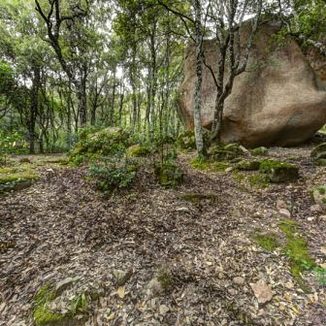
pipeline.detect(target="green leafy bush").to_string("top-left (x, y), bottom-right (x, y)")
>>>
top-left (88, 157), bottom-right (138, 192)
top-left (154, 159), bottom-right (183, 188)
top-left (0, 130), bottom-right (28, 155)
top-left (69, 127), bottom-right (130, 165)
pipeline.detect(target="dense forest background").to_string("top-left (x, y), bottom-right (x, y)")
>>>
top-left (0, 0), bottom-right (325, 155)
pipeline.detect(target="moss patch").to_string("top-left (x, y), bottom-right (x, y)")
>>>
top-left (33, 283), bottom-right (89, 326)
top-left (191, 157), bottom-right (229, 172)
top-left (259, 159), bottom-right (299, 183)
top-left (251, 146), bottom-right (268, 156)
top-left (0, 165), bottom-right (39, 193)
top-left (279, 219), bottom-right (316, 290)
top-left (248, 174), bottom-right (270, 188)
top-left (127, 144), bottom-right (151, 157)
top-left (232, 171), bottom-right (269, 189)
top-left (181, 192), bottom-right (219, 204)
top-left (33, 284), bottom-right (66, 326)
top-left (157, 269), bottom-right (173, 292)
top-left (252, 232), bottom-right (280, 251)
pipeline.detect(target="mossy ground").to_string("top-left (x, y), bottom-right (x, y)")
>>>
top-left (33, 284), bottom-right (89, 326)
top-left (157, 269), bottom-right (174, 292)
top-left (191, 156), bottom-right (230, 172)
top-left (0, 164), bottom-right (39, 193)
top-left (252, 232), bottom-right (280, 251)
top-left (232, 171), bottom-right (270, 189)
top-left (181, 192), bottom-right (219, 204)
top-left (279, 219), bottom-right (316, 289)
top-left (33, 284), bottom-right (66, 326)
top-left (253, 219), bottom-right (318, 290)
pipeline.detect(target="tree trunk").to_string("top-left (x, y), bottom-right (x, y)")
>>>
top-left (193, 0), bottom-right (205, 156)
top-left (29, 65), bottom-right (41, 154)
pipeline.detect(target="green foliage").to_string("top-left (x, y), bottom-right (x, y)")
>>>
top-left (33, 284), bottom-right (65, 326)
top-left (252, 232), bottom-right (280, 251)
top-left (177, 130), bottom-right (196, 151)
top-left (69, 127), bottom-right (130, 165)
top-left (127, 144), bottom-right (152, 157)
top-left (314, 267), bottom-right (326, 286)
top-left (0, 130), bottom-right (29, 155)
top-left (69, 293), bottom-right (88, 315)
top-left (89, 157), bottom-right (138, 192)
top-left (154, 159), bottom-right (183, 188)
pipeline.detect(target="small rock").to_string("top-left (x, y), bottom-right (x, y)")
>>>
top-left (279, 208), bottom-right (291, 218)
top-left (228, 288), bottom-right (238, 295)
top-left (319, 215), bottom-right (326, 221)
top-left (253, 211), bottom-right (263, 219)
top-left (310, 204), bottom-right (322, 213)
top-left (233, 277), bottom-right (245, 285)
top-left (176, 207), bottom-right (190, 212)
top-left (320, 246), bottom-right (326, 255)
top-left (225, 167), bottom-right (233, 173)
top-left (307, 216), bottom-right (315, 222)
top-left (285, 281), bottom-right (294, 289)
top-left (159, 305), bottom-right (170, 315)
top-left (276, 199), bottom-right (287, 210)
top-left (250, 280), bottom-right (273, 304)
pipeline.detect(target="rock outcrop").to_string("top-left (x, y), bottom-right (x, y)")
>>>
top-left (178, 20), bottom-right (326, 147)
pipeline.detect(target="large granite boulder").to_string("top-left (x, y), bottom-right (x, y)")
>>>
top-left (178, 20), bottom-right (326, 147)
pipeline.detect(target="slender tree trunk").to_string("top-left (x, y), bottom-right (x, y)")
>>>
top-left (29, 65), bottom-right (41, 154)
top-left (193, 0), bottom-right (205, 156)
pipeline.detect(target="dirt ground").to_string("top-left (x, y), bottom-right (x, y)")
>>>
top-left (0, 145), bottom-right (325, 326)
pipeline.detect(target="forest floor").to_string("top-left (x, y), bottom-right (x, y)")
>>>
top-left (0, 145), bottom-right (325, 326)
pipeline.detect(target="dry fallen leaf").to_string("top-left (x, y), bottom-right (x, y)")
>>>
top-left (117, 286), bottom-right (125, 299)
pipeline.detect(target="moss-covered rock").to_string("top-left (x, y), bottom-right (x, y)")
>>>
top-left (126, 144), bottom-right (151, 157)
top-left (33, 283), bottom-right (88, 326)
top-left (236, 159), bottom-right (260, 171)
top-left (259, 159), bottom-right (299, 183)
top-left (0, 166), bottom-right (39, 193)
top-left (312, 185), bottom-right (326, 211)
top-left (69, 127), bottom-right (130, 165)
top-left (251, 146), bottom-right (268, 156)
top-left (311, 142), bottom-right (326, 166)
top-left (208, 143), bottom-right (245, 161)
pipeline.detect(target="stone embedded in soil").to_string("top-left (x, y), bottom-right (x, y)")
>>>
top-left (279, 208), bottom-right (291, 219)
top-left (250, 280), bottom-right (273, 304)
top-left (313, 185), bottom-right (326, 211)
top-left (233, 277), bottom-right (245, 285)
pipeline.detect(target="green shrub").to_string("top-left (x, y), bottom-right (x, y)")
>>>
top-left (89, 157), bottom-right (138, 192)
top-left (0, 130), bottom-right (28, 155)
top-left (177, 130), bottom-right (196, 150)
top-left (154, 159), bottom-right (183, 188)
top-left (127, 144), bottom-right (152, 157)
top-left (69, 127), bottom-right (130, 165)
